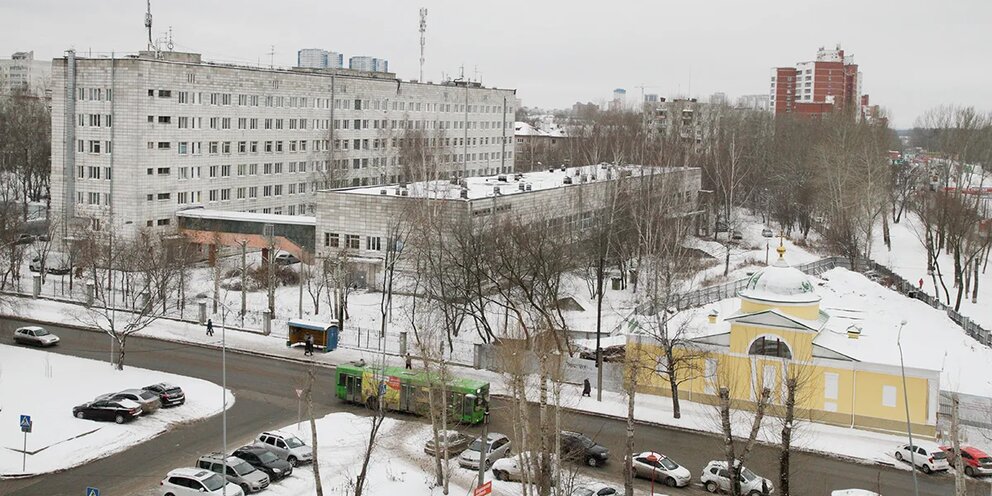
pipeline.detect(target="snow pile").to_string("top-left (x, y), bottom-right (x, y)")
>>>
top-left (0, 344), bottom-right (232, 477)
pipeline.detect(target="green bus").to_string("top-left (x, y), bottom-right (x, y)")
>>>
top-left (334, 362), bottom-right (490, 424)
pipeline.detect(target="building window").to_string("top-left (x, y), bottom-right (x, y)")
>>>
top-left (346, 234), bottom-right (360, 250)
top-left (882, 385), bottom-right (897, 408)
top-left (747, 336), bottom-right (792, 360)
top-left (366, 236), bottom-right (381, 251)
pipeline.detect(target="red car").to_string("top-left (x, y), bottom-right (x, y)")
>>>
top-left (939, 445), bottom-right (992, 477)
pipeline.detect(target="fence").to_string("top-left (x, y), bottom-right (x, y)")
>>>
top-left (635, 255), bottom-right (992, 349)
top-left (938, 390), bottom-right (992, 430)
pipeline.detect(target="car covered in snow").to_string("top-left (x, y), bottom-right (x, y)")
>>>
top-left (491, 451), bottom-right (557, 483)
top-left (72, 398), bottom-right (143, 424)
top-left (424, 430), bottom-right (471, 457)
top-left (700, 460), bottom-right (773, 495)
top-left (96, 388), bottom-right (162, 414)
top-left (13, 326), bottom-right (59, 347)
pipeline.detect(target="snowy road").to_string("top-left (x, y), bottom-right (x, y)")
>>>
top-left (0, 318), bottom-right (987, 496)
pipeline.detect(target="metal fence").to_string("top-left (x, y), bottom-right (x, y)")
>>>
top-left (938, 390), bottom-right (992, 429)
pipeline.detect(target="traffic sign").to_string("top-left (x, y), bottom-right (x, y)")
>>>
top-left (473, 481), bottom-right (492, 496)
top-left (19, 415), bottom-right (32, 433)
top-left (296, 389), bottom-right (303, 398)
top-left (86, 487), bottom-right (100, 496)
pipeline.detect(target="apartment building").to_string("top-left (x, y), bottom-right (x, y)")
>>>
top-left (50, 49), bottom-right (516, 237)
top-left (0, 51), bottom-right (51, 96)
top-left (770, 45), bottom-right (863, 118)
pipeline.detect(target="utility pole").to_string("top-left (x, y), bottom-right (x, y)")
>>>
top-left (477, 403), bottom-right (490, 488)
top-left (239, 240), bottom-right (247, 327)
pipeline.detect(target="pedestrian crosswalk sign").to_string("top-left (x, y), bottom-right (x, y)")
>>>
top-left (86, 487), bottom-right (100, 496)
top-left (19, 415), bottom-right (31, 433)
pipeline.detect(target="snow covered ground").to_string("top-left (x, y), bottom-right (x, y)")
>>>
top-left (137, 411), bottom-right (614, 496)
top-left (0, 343), bottom-right (231, 477)
top-left (870, 212), bottom-right (992, 330)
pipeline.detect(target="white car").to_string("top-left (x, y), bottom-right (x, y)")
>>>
top-left (491, 451), bottom-right (558, 483)
top-left (459, 432), bottom-right (511, 470)
top-left (831, 490), bottom-right (881, 496)
top-left (257, 430), bottom-right (312, 466)
top-left (159, 468), bottom-right (244, 496)
top-left (13, 326), bottom-right (59, 347)
top-left (630, 451), bottom-right (691, 488)
top-left (700, 460), bottom-right (773, 495)
top-left (572, 483), bottom-right (618, 496)
top-left (895, 441), bottom-right (950, 474)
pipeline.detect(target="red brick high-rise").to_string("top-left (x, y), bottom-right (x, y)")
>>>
top-left (770, 45), bottom-right (863, 119)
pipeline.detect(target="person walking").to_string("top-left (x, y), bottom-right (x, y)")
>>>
top-left (304, 334), bottom-right (314, 356)
top-left (582, 378), bottom-right (591, 397)
top-left (405, 353), bottom-right (412, 369)
top-left (206, 319), bottom-right (214, 337)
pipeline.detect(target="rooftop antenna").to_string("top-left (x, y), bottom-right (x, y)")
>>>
top-left (167, 26), bottom-right (174, 51)
top-left (144, 0), bottom-right (154, 51)
top-left (418, 8), bottom-right (427, 82)
top-left (267, 45), bottom-right (275, 69)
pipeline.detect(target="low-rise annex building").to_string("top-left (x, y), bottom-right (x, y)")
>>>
top-left (630, 242), bottom-right (940, 436)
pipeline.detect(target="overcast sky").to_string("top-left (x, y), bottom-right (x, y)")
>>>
top-left (2, 0), bottom-right (989, 128)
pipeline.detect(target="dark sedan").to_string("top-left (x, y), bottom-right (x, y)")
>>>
top-left (143, 382), bottom-right (186, 407)
top-left (72, 399), bottom-right (143, 424)
top-left (234, 444), bottom-right (294, 480)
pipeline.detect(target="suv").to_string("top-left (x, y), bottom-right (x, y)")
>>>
top-left (940, 445), bottom-right (992, 477)
top-left (257, 430), bottom-right (312, 466)
top-left (195, 453), bottom-right (269, 493)
top-left (560, 431), bottom-right (609, 467)
top-left (234, 444), bottom-right (293, 481)
top-left (159, 468), bottom-right (244, 496)
top-left (700, 460), bottom-right (773, 495)
top-left (895, 441), bottom-right (950, 474)
top-left (144, 383), bottom-right (187, 407)
top-left (459, 432), bottom-right (512, 470)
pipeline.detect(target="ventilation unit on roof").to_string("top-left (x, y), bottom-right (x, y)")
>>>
top-left (579, 174), bottom-right (588, 183)
top-left (459, 188), bottom-right (469, 199)
top-left (497, 174), bottom-right (507, 182)
top-left (493, 185), bottom-right (501, 196)
top-left (449, 176), bottom-right (459, 185)
top-left (514, 173), bottom-right (524, 181)
top-left (379, 189), bottom-right (387, 195)
top-left (573, 168), bottom-right (581, 177)
top-left (548, 168), bottom-right (555, 173)
top-left (560, 165), bottom-right (567, 172)
top-left (518, 182), bottom-right (526, 191)
top-left (525, 183), bottom-right (532, 191)
top-left (563, 176), bottom-right (572, 185)
top-left (400, 188), bottom-right (409, 197)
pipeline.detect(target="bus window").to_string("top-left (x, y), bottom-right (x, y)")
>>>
top-left (338, 374), bottom-right (347, 386)
top-left (463, 395), bottom-right (474, 417)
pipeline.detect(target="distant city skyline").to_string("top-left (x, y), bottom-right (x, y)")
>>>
top-left (1, 0), bottom-right (989, 128)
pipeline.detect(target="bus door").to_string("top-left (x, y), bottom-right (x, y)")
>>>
top-left (399, 383), bottom-right (414, 412)
top-left (346, 374), bottom-right (362, 403)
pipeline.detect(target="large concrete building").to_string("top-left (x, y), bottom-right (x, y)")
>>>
top-left (770, 45), bottom-right (863, 118)
top-left (314, 164), bottom-right (702, 281)
top-left (348, 56), bottom-right (388, 73)
top-left (297, 49), bottom-right (343, 69)
top-left (0, 51), bottom-right (51, 96)
top-left (50, 49), bottom-right (516, 236)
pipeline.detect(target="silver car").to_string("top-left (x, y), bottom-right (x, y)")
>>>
top-left (458, 432), bottom-right (511, 470)
top-left (97, 389), bottom-right (162, 414)
top-left (256, 430), bottom-right (313, 466)
top-left (196, 453), bottom-right (270, 494)
top-left (13, 326), bottom-right (59, 347)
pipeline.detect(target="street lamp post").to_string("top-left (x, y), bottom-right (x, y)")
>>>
top-left (203, 297), bottom-right (233, 496)
top-left (896, 319), bottom-right (919, 496)
top-left (477, 403), bottom-right (490, 488)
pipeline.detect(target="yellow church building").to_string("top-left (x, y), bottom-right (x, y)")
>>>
top-left (630, 244), bottom-right (940, 436)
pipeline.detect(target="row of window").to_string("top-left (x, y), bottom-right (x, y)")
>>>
top-left (323, 232), bottom-right (382, 251)
top-left (76, 87), bottom-right (112, 101)
top-left (76, 139), bottom-right (112, 154)
top-left (77, 114), bottom-right (112, 127)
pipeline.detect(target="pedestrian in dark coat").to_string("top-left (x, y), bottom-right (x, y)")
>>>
top-left (206, 319), bottom-right (214, 336)
top-left (304, 334), bottom-right (314, 356)
top-left (405, 353), bottom-right (412, 369)
top-left (582, 378), bottom-right (592, 397)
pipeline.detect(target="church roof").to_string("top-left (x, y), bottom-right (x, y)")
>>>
top-left (738, 243), bottom-right (821, 304)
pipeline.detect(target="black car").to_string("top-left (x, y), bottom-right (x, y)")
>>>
top-left (561, 431), bottom-right (610, 467)
top-left (143, 382), bottom-right (186, 407)
top-left (234, 444), bottom-right (294, 481)
top-left (72, 399), bottom-right (143, 424)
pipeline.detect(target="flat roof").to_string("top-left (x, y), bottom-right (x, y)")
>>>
top-left (337, 165), bottom-right (687, 201)
top-left (176, 208), bottom-right (316, 226)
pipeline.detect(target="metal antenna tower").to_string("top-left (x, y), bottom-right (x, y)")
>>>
top-left (268, 45), bottom-right (275, 69)
top-left (145, 0), bottom-right (154, 51)
top-left (419, 8), bottom-right (427, 82)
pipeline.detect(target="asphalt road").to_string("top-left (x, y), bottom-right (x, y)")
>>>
top-left (1, 317), bottom-right (988, 496)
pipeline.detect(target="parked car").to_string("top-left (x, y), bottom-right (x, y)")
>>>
top-left (700, 460), bottom-right (773, 495)
top-left (233, 444), bottom-right (293, 481)
top-left (895, 441), bottom-right (950, 474)
top-left (458, 432), bottom-right (512, 470)
top-left (571, 483), bottom-right (618, 496)
top-left (761, 228), bottom-right (774, 238)
top-left (96, 388), bottom-right (162, 414)
top-left (491, 451), bottom-right (557, 483)
top-left (939, 445), bottom-right (992, 476)
top-left (13, 326), bottom-right (59, 347)
top-left (159, 468), bottom-right (244, 496)
top-left (196, 453), bottom-right (270, 494)
top-left (831, 491), bottom-right (881, 496)
top-left (256, 430), bottom-right (312, 466)
top-left (273, 252), bottom-right (300, 265)
top-left (424, 430), bottom-right (471, 457)
top-left (731, 230), bottom-right (743, 240)
top-left (630, 451), bottom-right (691, 487)
top-left (30, 255), bottom-right (72, 275)
top-left (560, 431), bottom-right (609, 467)
top-left (72, 399), bottom-right (143, 424)
top-left (144, 382), bottom-right (187, 407)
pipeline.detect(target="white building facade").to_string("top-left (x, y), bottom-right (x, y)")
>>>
top-left (50, 50), bottom-right (516, 236)
top-left (348, 56), bottom-right (388, 73)
top-left (0, 51), bottom-right (51, 95)
top-left (297, 49), bottom-right (343, 69)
